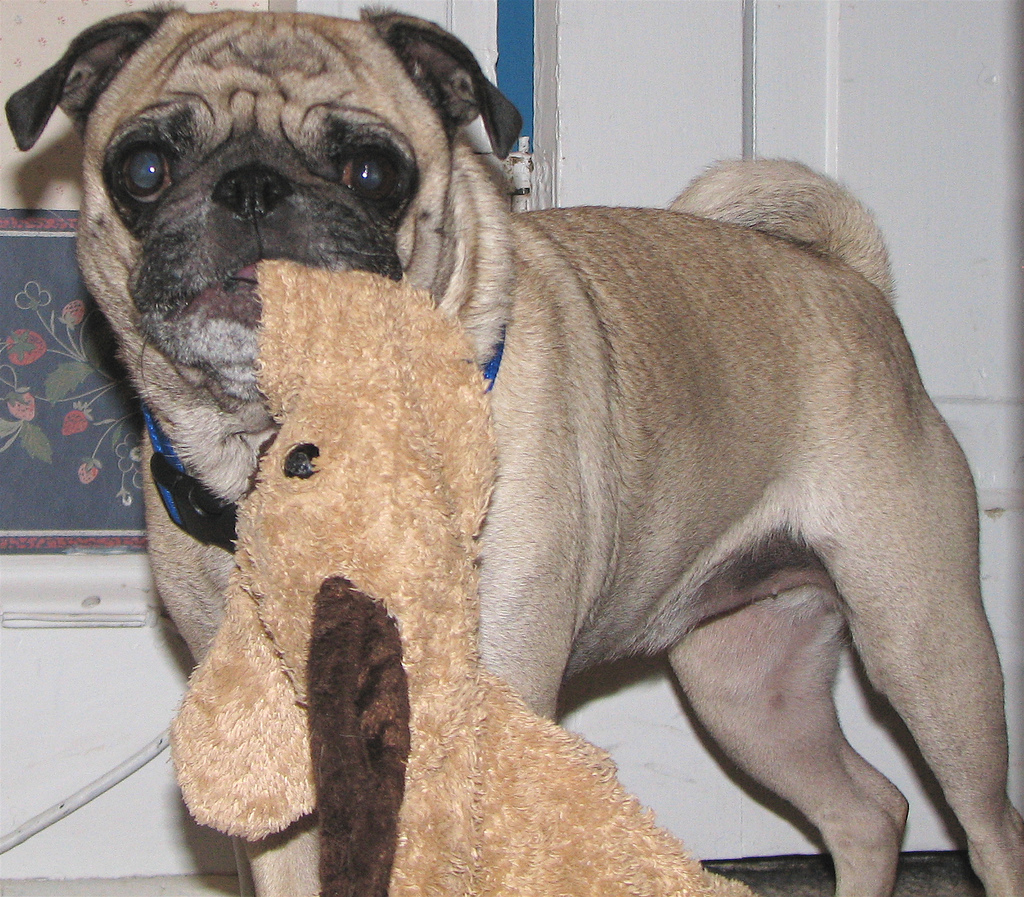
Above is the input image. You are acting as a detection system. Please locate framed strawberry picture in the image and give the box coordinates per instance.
[1,211,145,551]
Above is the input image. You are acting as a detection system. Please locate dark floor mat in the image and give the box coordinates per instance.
[704,851,984,897]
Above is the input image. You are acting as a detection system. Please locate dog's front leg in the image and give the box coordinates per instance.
[245,816,320,897]
[147,492,322,896]
[144,473,236,657]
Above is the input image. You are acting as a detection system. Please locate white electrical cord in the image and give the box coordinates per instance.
[0,729,171,854]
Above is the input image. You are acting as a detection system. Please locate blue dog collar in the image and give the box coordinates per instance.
[141,405,237,552]
[483,327,505,392]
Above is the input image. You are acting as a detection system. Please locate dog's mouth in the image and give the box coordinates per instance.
[174,265,261,329]
[138,263,270,403]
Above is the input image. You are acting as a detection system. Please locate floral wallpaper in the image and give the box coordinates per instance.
[1,212,145,551]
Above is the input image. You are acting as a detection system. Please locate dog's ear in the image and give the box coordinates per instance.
[366,10,523,159]
[5,10,169,151]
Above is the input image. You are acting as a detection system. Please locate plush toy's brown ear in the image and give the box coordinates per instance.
[366,10,522,158]
[5,10,168,150]
[309,576,411,897]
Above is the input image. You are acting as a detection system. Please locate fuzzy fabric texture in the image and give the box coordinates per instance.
[171,261,755,897]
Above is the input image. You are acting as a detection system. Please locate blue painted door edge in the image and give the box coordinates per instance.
[497,0,534,142]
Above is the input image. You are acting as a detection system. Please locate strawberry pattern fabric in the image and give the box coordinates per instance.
[1,211,145,551]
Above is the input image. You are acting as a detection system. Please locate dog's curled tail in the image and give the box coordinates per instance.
[672,159,894,303]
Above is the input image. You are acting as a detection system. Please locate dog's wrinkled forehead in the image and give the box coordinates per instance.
[146,20,393,135]
[96,14,428,151]
[198,20,334,76]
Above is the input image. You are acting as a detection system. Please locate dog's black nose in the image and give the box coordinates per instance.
[213,164,293,220]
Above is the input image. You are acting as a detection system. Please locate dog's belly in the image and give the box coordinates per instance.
[566,521,836,673]
[561,489,836,677]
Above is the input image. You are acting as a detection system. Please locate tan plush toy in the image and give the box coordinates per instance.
[171,261,755,897]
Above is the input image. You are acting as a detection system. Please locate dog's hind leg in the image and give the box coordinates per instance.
[817,447,1024,897]
[669,590,909,897]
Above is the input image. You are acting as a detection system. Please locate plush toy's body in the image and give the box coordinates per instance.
[171,262,754,897]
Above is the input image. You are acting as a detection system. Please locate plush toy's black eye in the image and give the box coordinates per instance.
[284,443,320,479]
[120,145,171,201]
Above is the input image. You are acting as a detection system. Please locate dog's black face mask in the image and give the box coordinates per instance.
[102,103,418,401]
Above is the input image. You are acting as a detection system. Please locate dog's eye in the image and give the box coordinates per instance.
[121,146,171,201]
[340,154,398,201]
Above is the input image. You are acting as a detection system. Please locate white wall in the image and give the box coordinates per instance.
[1,559,237,880]
[537,0,745,209]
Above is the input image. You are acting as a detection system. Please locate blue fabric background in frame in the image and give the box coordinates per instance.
[0,210,145,552]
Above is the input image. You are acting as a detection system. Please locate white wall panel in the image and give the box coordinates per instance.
[835,3,1020,403]
[1,557,236,879]
[549,1,744,208]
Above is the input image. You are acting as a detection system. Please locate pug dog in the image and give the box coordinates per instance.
[7,8,1023,897]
